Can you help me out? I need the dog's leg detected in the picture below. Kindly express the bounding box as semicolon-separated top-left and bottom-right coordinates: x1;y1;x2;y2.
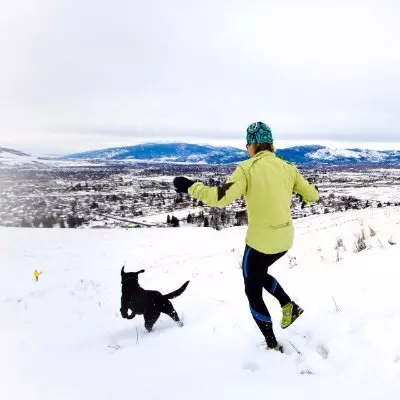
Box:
161;300;184;327
126;309;136;320
120;296;132;319
143;310;160;332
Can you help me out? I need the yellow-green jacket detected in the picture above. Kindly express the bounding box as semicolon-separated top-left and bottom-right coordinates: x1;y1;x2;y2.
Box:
188;151;319;254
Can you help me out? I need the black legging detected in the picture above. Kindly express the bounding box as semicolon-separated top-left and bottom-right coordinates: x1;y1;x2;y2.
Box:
242;245;291;347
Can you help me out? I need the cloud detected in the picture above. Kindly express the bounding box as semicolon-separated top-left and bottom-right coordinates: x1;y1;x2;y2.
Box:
0;0;399;153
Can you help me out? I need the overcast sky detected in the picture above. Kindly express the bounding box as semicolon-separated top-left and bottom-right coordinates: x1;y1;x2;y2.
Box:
0;0;399;154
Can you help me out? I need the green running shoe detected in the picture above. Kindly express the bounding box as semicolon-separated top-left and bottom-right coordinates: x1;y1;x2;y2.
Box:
273;344;284;353
281;301;304;329
266;344;284;353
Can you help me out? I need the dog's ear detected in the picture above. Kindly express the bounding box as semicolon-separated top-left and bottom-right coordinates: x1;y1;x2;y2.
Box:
137;269;145;274
121;266;126;276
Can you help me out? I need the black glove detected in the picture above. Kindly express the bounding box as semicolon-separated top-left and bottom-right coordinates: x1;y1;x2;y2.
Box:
173;177;195;193
298;184;319;206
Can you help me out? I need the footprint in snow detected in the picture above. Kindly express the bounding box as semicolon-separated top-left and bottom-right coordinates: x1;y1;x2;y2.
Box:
299;369;314;375
242;362;260;372
316;343;330;360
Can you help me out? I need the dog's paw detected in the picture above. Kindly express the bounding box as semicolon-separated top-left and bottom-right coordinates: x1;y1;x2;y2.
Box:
120;308;135;319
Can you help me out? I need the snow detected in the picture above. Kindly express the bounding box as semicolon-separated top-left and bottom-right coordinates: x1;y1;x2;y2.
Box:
0;150;98;168
65;144;247;164
307;147;387;162
0;150;38;165
308;147;362;160
357;149;387;161
99;149;130;159
133;207;204;224
1;208;400;400
331;186;400;203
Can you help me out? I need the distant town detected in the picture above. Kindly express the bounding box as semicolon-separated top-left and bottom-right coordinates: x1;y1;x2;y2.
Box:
1;162;399;229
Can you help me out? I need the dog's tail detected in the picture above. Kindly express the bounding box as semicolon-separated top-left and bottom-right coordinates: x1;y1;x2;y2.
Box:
164;281;190;300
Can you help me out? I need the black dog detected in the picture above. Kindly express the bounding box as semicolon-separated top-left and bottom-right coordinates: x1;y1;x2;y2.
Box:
120;267;189;332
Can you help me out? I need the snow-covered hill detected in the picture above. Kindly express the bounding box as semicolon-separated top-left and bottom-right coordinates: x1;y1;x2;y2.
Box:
65;143;400;166
0;147;38;165
0;147;97;168
278;145;400;165
65;143;249;164
3;143;400;166
1;208;400;400
0;147;30;157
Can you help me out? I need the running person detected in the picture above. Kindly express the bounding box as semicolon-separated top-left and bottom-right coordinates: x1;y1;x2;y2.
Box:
173;122;319;351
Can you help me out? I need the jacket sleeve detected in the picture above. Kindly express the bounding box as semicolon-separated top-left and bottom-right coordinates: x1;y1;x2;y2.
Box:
292;167;319;204
188;165;247;208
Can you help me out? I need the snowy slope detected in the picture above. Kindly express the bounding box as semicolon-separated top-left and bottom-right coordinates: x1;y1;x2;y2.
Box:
279;145;400;165
3;144;400;166
65;143;400;165
0;147;30;157
65;143;249;164
1;208;400;400
0;147;99;168
0;147;38;165
306;147;388;162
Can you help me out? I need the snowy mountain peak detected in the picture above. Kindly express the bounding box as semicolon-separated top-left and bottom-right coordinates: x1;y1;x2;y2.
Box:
306;147;387;162
64;142;400;165
278;145;400;165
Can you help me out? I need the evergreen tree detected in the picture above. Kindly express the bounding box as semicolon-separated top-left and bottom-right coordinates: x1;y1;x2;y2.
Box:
32;217;41;228
42;214;56;228
20;218;32;227
171;216;180;227
90;201;99;209
221;211;226;224
67;214;78;228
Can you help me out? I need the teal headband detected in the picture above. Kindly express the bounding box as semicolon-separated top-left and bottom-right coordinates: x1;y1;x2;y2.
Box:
246;122;273;144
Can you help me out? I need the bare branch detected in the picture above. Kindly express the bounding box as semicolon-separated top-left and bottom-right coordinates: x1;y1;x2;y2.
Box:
332;296;340;313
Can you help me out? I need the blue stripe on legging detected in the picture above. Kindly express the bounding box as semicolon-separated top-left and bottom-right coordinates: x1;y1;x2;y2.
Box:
243;246;251;278
250;306;272;322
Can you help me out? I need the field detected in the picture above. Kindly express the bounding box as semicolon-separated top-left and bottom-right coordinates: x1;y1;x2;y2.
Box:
1;207;400;399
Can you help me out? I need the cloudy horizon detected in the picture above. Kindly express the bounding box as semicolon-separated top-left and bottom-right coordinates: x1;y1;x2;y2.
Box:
1;0;399;154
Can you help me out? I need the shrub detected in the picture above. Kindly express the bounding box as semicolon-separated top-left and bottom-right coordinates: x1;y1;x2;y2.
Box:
353;229;367;253
335;236;346;261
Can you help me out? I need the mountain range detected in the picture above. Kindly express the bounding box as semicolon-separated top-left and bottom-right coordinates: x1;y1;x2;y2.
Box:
64;143;400;166
1;143;400;166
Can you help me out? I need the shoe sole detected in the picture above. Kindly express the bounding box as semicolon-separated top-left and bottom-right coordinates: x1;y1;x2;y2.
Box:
281;308;304;330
